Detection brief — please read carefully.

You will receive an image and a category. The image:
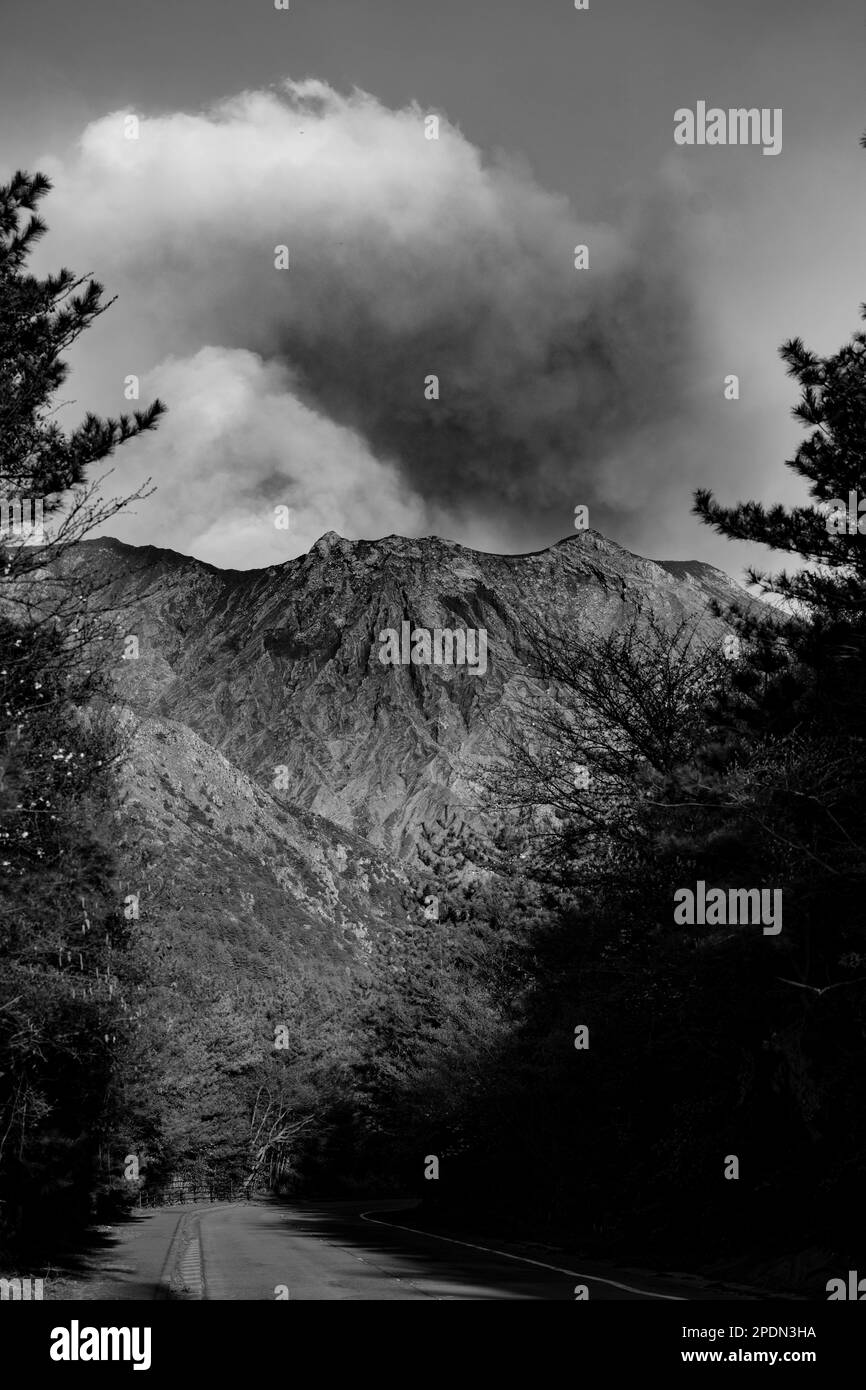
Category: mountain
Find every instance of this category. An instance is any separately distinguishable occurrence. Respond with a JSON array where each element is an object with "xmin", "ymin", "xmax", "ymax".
[
  {"xmin": 51, "ymin": 527, "xmax": 757, "ymax": 1175},
  {"xmin": 81, "ymin": 528, "xmax": 753, "ymax": 863}
]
